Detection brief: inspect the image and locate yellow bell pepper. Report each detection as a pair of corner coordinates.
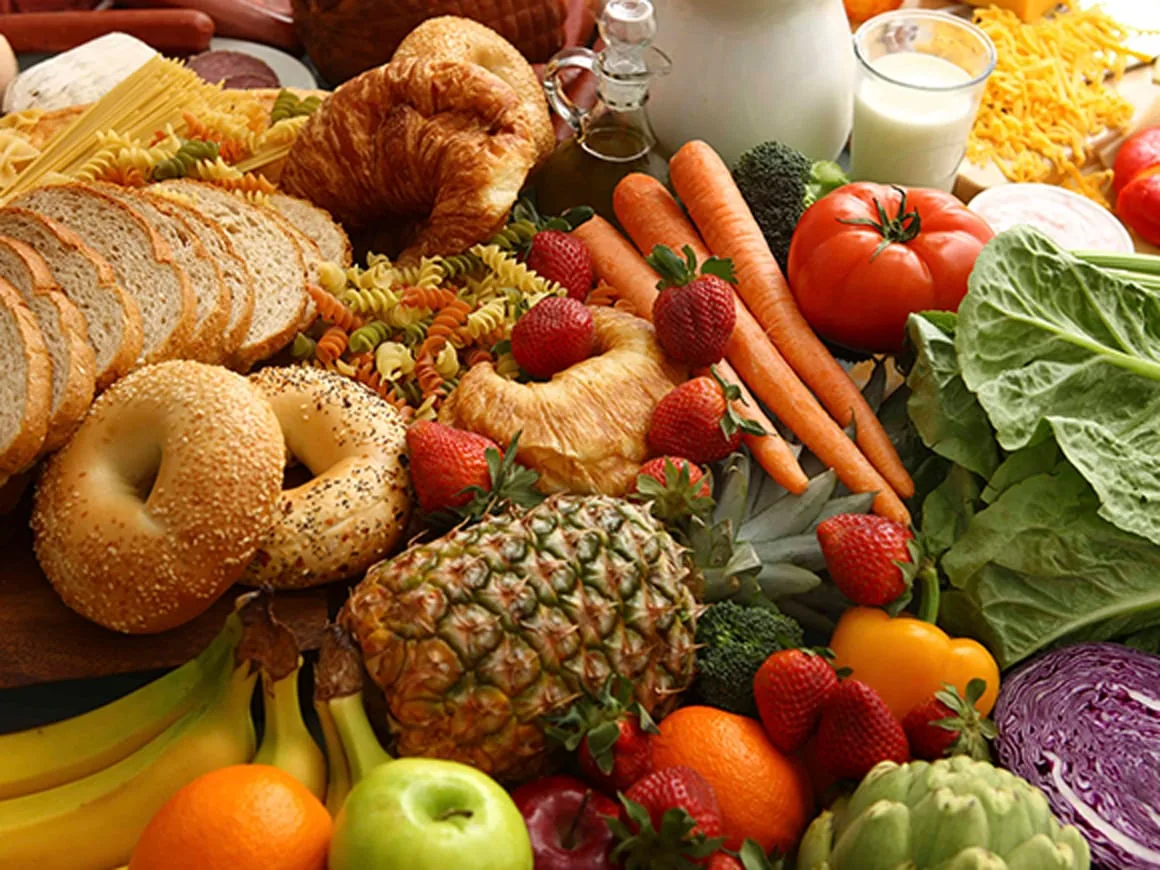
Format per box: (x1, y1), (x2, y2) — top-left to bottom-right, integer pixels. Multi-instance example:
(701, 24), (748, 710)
(830, 607), (1000, 720)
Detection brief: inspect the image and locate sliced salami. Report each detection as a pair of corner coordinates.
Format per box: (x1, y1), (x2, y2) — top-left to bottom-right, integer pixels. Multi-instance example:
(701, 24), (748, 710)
(187, 50), (279, 88)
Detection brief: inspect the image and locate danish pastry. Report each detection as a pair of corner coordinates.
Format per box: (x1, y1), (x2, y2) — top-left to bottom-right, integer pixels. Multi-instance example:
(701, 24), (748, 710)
(280, 17), (551, 260)
(439, 307), (687, 496)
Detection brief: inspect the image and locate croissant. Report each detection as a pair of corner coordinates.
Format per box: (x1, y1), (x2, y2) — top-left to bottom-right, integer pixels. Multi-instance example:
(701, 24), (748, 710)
(281, 18), (554, 261)
(439, 307), (688, 496)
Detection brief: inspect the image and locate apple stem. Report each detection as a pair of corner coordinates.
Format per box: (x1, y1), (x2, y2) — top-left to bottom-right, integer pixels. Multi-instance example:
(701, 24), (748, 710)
(563, 790), (592, 850)
(436, 808), (475, 822)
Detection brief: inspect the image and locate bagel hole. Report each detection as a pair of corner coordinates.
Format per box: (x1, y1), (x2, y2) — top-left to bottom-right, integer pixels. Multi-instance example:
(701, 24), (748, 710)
(128, 445), (163, 503)
(283, 463), (314, 489)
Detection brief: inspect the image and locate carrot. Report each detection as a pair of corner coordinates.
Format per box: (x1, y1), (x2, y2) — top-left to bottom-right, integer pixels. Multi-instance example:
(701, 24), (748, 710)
(669, 141), (915, 501)
(612, 172), (910, 523)
(573, 214), (809, 495)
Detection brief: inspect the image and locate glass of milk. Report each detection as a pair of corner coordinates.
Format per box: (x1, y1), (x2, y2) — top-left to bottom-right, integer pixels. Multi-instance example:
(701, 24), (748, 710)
(850, 10), (997, 192)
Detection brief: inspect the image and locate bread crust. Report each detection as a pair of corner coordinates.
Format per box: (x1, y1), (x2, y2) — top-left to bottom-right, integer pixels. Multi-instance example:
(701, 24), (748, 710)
(0, 277), (51, 473)
(12, 184), (199, 366)
(440, 307), (688, 496)
(0, 207), (143, 389)
(31, 360), (285, 634)
(0, 236), (96, 453)
(141, 190), (256, 364)
(280, 51), (539, 260)
(243, 366), (411, 589)
(267, 193), (354, 267)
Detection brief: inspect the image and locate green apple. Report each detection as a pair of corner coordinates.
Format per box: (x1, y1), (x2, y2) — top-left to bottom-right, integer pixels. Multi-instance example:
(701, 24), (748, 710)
(329, 757), (534, 870)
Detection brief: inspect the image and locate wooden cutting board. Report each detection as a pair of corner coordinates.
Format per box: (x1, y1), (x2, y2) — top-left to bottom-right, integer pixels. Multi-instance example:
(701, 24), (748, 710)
(0, 482), (334, 689)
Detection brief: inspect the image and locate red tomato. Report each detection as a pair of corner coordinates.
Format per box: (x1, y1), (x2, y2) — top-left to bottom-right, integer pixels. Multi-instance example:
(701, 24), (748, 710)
(1113, 126), (1160, 196)
(787, 183), (994, 354)
(1117, 165), (1160, 247)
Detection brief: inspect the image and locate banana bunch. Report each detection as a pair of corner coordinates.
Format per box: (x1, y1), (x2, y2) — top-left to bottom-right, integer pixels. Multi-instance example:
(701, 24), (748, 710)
(312, 625), (392, 814)
(0, 592), (331, 870)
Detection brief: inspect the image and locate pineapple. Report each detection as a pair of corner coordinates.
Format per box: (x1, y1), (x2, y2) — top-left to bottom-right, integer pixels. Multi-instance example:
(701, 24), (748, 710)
(340, 493), (698, 783)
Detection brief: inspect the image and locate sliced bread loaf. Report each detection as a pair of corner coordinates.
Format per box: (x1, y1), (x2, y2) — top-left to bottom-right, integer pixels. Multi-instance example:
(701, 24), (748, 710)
(140, 191), (255, 364)
(91, 182), (230, 364)
(0, 236), (95, 452)
(153, 180), (309, 370)
(12, 183), (198, 365)
(267, 194), (352, 266)
(0, 207), (142, 389)
(0, 277), (51, 473)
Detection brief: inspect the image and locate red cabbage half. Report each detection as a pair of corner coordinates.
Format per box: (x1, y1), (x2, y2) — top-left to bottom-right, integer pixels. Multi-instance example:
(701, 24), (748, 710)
(994, 642), (1160, 869)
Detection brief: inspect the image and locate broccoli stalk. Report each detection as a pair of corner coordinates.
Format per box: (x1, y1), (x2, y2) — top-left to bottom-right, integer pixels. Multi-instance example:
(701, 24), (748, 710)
(693, 601), (804, 717)
(732, 141), (850, 273)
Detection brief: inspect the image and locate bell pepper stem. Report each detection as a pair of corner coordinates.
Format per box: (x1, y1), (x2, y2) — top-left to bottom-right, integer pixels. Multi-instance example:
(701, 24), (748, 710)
(916, 561), (941, 624)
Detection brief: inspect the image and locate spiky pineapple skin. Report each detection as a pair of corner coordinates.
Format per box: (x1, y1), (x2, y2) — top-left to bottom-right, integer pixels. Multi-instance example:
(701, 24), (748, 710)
(341, 493), (700, 783)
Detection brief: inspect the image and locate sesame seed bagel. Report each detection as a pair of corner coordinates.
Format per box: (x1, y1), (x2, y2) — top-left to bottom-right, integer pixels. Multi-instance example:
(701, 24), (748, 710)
(242, 365), (411, 589)
(31, 361), (285, 633)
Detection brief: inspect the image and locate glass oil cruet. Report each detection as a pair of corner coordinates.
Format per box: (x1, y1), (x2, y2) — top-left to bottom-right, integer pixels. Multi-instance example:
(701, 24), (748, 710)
(532, 0), (673, 226)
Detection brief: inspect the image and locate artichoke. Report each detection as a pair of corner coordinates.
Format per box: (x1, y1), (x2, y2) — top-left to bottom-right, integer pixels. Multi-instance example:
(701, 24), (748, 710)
(797, 757), (1090, 870)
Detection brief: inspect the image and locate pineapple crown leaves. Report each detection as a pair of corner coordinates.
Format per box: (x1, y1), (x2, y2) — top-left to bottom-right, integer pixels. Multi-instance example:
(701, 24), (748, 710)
(646, 244), (737, 291)
(608, 798), (726, 870)
(633, 459), (717, 527)
(931, 678), (998, 762)
(709, 366), (767, 440)
(543, 675), (658, 774)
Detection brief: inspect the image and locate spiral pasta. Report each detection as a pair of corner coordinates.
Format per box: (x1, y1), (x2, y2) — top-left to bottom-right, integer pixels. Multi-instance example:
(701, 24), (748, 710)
(308, 284), (364, 331)
(315, 325), (349, 363)
(374, 341), (415, 381)
(494, 352), (521, 380)
(395, 257), (443, 289)
(457, 299), (507, 344)
(317, 261), (347, 296)
(152, 138), (220, 181)
(339, 286), (398, 319)
(420, 298), (471, 358)
(433, 343), (460, 379)
(472, 244), (565, 297)
(464, 347), (494, 368)
(587, 282), (638, 317)
(305, 356), (358, 378)
(400, 286), (458, 310)
(269, 90), (324, 125)
(413, 351), (445, 401)
(348, 320), (392, 354)
(290, 333), (317, 360)
(488, 219), (537, 252)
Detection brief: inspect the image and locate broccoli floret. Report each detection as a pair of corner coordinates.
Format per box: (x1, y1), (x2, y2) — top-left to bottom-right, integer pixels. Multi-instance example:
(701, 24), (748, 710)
(732, 141), (850, 273)
(693, 601), (804, 717)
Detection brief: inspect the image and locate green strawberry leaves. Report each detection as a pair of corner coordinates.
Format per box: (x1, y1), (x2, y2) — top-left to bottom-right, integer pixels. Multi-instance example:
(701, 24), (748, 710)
(710, 366), (767, 439)
(647, 244), (738, 290)
(608, 798), (725, 870)
(543, 675), (658, 774)
(931, 678), (998, 762)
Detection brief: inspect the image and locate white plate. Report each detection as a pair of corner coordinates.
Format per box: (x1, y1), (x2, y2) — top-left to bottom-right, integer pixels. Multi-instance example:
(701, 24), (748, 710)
(208, 37), (319, 91)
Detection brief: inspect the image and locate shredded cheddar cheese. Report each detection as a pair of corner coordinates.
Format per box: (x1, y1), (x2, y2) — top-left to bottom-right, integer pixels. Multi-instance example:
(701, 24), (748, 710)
(968, 5), (1153, 206)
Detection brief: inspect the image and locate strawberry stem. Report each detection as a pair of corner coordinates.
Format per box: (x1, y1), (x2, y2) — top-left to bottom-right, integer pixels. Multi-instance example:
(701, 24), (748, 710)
(646, 244), (737, 290)
(710, 366), (767, 438)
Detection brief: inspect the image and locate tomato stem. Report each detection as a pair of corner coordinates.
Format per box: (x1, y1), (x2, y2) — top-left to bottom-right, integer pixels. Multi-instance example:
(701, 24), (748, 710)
(837, 186), (922, 261)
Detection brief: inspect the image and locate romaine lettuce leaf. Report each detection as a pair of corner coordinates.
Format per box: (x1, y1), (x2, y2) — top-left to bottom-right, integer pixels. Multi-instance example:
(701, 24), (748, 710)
(940, 464), (1160, 667)
(957, 227), (1160, 545)
(906, 312), (1000, 479)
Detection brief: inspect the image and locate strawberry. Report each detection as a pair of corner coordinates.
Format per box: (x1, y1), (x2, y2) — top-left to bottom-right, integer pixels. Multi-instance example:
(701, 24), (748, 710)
(813, 679), (910, 781)
(405, 423), (542, 520)
(647, 245), (737, 367)
(816, 514), (916, 607)
(753, 649), (839, 754)
(648, 368), (765, 464)
(902, 679), (997, 762)
(510, 296), (595, 379)
(526, 229), (594, 300)
(609, 766), (726, 869)
(545, 676), (658, 794)
(707, 854), (743, 870)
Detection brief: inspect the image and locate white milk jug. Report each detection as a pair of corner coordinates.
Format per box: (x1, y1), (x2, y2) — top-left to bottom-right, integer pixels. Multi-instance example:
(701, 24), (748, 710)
(648, 0), (856, 165)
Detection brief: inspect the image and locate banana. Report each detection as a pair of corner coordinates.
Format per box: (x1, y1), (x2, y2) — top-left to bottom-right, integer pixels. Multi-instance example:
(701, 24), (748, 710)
(252, 658), (327, 801)
(327, 692), (392, 785)
(314, 696), (351, 816)
(0, 615), (242, 800)
(0, 649), (258, 870)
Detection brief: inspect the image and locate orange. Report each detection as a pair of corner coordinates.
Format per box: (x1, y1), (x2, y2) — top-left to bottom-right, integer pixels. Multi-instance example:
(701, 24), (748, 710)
(130, 764), (331, 870)
(651, 706), (813, 853)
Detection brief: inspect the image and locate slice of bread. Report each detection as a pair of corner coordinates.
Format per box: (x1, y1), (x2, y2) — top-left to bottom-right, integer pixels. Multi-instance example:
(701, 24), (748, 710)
(0, 207), (142, 389)
(0, 236), (96, 452)
(12, 183), (198, 365)
(153, 180), (309, 371)
(0, 277), (51, 473)
(267, 194), (352, 266)
(91, 182), (230, 364)
(140, 191), (255, 364)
